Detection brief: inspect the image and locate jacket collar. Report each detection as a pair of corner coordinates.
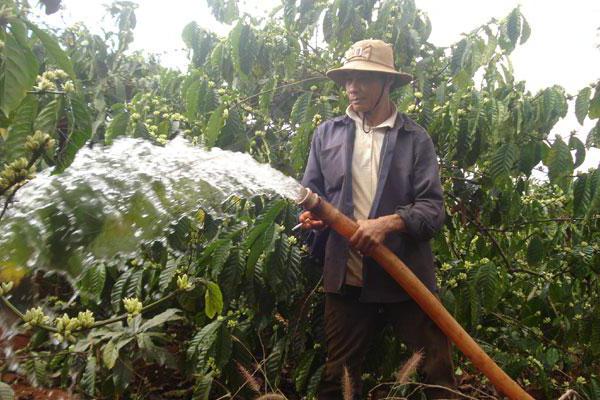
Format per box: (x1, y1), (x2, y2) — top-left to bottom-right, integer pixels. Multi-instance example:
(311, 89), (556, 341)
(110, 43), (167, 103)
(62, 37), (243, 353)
(333, 111), (413, 134)
(336, 111), (418, 219)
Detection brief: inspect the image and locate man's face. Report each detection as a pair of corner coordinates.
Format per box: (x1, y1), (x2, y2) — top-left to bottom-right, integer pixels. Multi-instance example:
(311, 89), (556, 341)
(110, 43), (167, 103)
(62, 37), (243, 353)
(344, 71), (390, 113)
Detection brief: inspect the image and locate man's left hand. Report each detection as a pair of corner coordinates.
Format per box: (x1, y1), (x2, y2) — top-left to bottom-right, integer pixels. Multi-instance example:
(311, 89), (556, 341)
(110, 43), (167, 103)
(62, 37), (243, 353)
(349, 214), (405, 256)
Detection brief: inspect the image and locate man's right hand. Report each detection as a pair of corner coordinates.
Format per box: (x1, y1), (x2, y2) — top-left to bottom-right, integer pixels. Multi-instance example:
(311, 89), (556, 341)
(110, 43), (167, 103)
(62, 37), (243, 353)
(299, 211), (328, 230)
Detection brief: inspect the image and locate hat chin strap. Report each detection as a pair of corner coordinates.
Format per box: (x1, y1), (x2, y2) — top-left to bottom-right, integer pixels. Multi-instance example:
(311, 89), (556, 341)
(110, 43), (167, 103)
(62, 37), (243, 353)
(362, 82), (387, 134)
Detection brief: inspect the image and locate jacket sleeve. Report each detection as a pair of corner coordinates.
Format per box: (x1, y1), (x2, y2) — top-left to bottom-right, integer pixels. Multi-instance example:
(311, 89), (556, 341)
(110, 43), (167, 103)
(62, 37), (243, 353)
(300, 125), (329, 260)
(395, 133), (445, 241)
(300, 125), (325, 197)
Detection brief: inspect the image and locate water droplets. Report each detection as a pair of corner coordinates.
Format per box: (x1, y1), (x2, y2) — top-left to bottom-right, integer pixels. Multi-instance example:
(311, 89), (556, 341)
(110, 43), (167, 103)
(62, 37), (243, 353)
(0, 137), (303, 277)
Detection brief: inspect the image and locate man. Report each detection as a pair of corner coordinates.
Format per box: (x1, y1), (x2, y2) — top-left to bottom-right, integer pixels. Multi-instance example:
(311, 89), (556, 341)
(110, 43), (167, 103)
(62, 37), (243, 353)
(298, 40), (456, 399)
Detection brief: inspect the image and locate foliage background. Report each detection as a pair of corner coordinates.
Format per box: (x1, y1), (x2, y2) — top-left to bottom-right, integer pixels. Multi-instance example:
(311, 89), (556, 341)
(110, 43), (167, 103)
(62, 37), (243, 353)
(0, 0), (600, 398)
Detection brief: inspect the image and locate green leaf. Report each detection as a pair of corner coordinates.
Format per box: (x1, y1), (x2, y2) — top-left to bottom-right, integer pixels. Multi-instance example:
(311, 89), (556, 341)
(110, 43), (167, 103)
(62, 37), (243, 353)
(219, 248), (244, 301)
(25, 21), (76, 79)
(589, 85), (600, 119)
(54, 95), (92, 173)
(569, 135), (586, 169)
(244, 201), (285, 274)
(212, 323), (232, 368)
(4, 95), (37, 162)
(182, 21), (201, 49)
(187, 318), (222, 362)
(490, 143), (518, 180)
(517, 141), (542, 175)
(575, 87), (591, 125)
(23, 356), (47, 387)
(102, 337), (133, 369)
(140, 308), (181, 331)
(259, 76), (278, 115)
(586, 169), (600, 220)
(506, 8), (521, 46)
(545, 136), (573, 190)
(322, 9), (333, 43)
(209, 41), (234, 82)
(102, 340), (118, 369)
(218, 107), (246, 150)
(194, 373), (214, 399)
(34, 98), (62, 133)
(450, 39), (468, 76)
(306, 364), (325, 397)
(81, 356), (96, 397)
(591, 317), (600, 356)
(203, 239), (232, 281)
(573, 174), (591, 216)
(1, 33), (39, 117)
(283, 0), (296, 28)
(475, 262), (503, 310)
(78, 263), (106, 303)
(526, 235), (545, 266)
(229, 23), (256, 77)
(586, 120), (600, 148)
(137, 333), (175, 366)
(207, 0), (239, 24)
(111, 269), (132, 311)
(185, 79), (203, 122)
(105, 111), (130, 145)
(203, 281), (223, 318)
(125, 268), (144, 299)
(266, 338), (287, 386)
(204, 104), (226, 148)
(290, 92), (313, 125)
(520, 17), (531, 44)
(294, 349), (315, 393)
(159, 260), (179, 291)
(0, 382), (14, 400)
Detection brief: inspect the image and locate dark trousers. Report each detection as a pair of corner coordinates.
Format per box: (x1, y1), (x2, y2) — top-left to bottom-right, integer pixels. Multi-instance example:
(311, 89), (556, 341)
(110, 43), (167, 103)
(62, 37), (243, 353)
(318, 286), (456, 400)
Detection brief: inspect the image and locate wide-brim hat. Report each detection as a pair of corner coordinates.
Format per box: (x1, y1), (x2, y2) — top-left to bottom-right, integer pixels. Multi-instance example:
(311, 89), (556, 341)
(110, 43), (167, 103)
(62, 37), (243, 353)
(326, 39), (413, 89)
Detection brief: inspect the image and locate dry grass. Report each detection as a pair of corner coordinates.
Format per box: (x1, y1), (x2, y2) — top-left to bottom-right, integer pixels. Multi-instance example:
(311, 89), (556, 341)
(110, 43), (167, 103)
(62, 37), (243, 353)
(557, 389), (580, 400)
(394, 351), (423, 385)
(254, 394), (287, 400)
(236, 361), (261, 394)
(342, 365), (354, 400)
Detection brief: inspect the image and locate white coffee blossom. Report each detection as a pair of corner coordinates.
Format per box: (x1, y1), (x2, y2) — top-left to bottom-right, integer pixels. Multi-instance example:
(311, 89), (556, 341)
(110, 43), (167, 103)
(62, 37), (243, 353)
(23, 307), (51, 328)
(123, 297), (143, 316)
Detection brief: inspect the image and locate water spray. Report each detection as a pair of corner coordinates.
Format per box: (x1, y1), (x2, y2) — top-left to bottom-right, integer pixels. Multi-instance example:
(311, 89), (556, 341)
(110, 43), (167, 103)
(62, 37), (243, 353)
(296, 187), (534, 400)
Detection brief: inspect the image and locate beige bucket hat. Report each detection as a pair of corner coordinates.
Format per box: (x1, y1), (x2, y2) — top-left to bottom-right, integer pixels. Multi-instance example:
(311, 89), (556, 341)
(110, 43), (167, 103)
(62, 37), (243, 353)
(326, 39), (413, 89)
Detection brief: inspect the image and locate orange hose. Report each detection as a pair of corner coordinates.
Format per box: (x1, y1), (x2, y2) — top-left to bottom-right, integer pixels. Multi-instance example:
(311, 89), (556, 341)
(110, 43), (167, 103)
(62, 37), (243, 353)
(298, 188), (534, 400)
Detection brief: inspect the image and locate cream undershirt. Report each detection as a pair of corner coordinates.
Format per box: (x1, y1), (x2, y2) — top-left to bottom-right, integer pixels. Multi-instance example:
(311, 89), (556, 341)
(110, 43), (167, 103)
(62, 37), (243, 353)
(345, 105), (398, 286)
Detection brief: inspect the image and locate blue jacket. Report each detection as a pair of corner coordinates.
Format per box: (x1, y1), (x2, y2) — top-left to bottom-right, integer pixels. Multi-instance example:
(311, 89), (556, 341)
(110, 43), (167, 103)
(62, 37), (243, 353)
(301, 112), (445, 302)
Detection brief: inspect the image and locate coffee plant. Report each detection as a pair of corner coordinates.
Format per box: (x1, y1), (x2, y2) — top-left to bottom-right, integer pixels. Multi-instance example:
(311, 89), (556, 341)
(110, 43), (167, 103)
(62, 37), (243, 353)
(1, 0), (599, 398)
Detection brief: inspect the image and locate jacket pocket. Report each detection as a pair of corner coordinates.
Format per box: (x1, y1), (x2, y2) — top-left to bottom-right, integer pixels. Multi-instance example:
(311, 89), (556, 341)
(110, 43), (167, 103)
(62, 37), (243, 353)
(320, 144), (344, 192)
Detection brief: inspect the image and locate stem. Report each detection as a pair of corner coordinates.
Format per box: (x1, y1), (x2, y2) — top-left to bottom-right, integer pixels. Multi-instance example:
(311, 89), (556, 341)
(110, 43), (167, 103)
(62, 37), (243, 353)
(230, 76), (324, 109)
(0, 289), (180, 334)
(0, 184), (23, 223)
(89, 290), (179, 329)
(1, 296), (26, 320)
(482, 217), (599, 232)
(27, 90), (66, 95)
(446, 192), (513, 272)
(0, 296), (59, 333)
(490, 311), (579, 357)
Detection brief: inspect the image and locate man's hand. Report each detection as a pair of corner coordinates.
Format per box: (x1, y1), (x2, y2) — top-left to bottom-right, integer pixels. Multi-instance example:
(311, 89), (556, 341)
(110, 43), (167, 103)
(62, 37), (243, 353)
(349, 214), (405, 256)
(298, 211), (328, 230)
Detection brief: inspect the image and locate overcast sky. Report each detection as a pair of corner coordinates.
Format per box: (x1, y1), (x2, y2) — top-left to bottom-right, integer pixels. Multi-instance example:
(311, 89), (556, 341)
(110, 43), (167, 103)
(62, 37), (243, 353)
(39, 0), (600, 170)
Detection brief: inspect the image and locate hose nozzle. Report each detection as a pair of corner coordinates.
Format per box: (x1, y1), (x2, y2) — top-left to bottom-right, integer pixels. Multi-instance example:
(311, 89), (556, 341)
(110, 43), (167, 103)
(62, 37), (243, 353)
(296, 187), (320, 210)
